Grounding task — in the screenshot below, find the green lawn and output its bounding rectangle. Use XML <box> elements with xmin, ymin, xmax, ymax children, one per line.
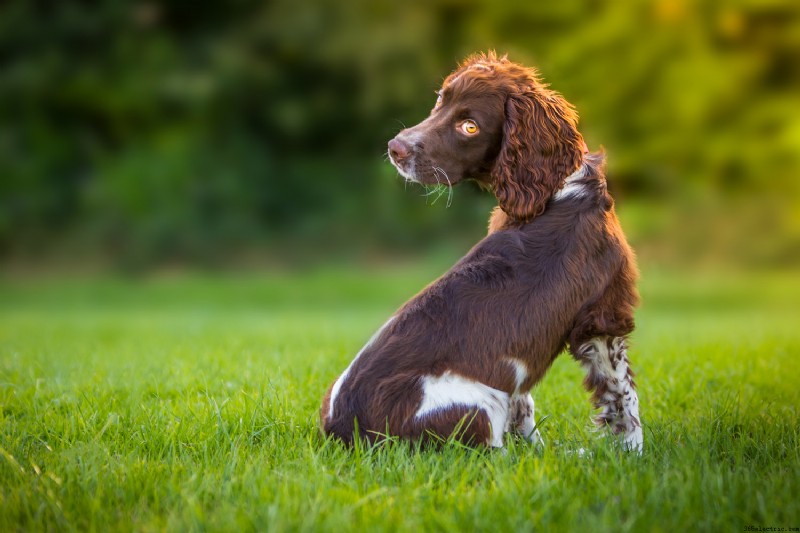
<box><xmin>1</xmin><ymin>266</ymin><xmax>799</xmax><ymax>532</ymax></box>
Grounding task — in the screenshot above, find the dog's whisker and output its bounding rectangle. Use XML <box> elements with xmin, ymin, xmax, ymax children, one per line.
<box><xmin>421</xmin><ymin>169</ymin><xmax>442</xmax><ymax>200</ymax></box>
<box><xmin>437</xmin><ymin>170</ymin><xmax>448</xmax><ymax>206</ymax></box>
<box><xmin>426</xmin><ymin>168</ymin><xmax>447</xmax><ymax>205</ymax></box>
<box><xmin>430</xmin><ymin>168</ymin><xmax>444</xmax><ymax>206</ymax></box>
<box><xmin>432</xmin><ymin>184</ymin><xmax>445</xmax><ymax>206</ymax></box>
<box><xmin>428</xmin><ymin>170</ymin><xmax>438</xmax><ymax>203</ymax></box>
<box><xmin>432</xmin><ymin>166</ymin><xmax>453</xmax><ymax>208</ymax></box>
<box><xmin>421</xmin><ymin>185</ymin><xmax>438</xmax><ymax>198</ymax></box>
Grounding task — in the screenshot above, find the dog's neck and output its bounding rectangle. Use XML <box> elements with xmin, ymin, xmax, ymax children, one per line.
<box><xmin>487</xmin><ymin>206</ymin><xmax>511</xmax><ymax>234</ymax></box>
<box><xmin>487</xmin><ymin>160</ymin><xmax>590</xmax><ymax>234</ymax></box>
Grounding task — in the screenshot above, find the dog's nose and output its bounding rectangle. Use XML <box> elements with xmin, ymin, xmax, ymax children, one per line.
<box><xmin>388</xmin><ymin>137</ymin><xmax>411</xmax><ymax>162</ymax></box>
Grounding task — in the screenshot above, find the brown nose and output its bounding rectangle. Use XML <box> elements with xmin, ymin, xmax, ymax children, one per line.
<box><xmin>388</xmin><ymin>137</ymin><xmax>411</xmax><ymax>162</ymax></box>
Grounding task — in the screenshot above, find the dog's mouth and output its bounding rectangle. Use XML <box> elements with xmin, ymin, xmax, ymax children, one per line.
<box><xmin>394</xmin><ymin>161</ymin><xmax>453</xmax><ymax>207</ymax></box>
<box><xmin>388</xmin><ymin>153</ymin><xmax>457</xmax><ymax>191</ymax></box>
<box><xmin>388</xmin><ymin>151</ymin><xmax>419</xmax><ymax>183</ymax></box>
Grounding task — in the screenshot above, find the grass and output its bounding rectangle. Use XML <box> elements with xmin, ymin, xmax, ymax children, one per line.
<box><xmin>1</xmin><ymin>264</ymin><xmax>799</xmax><ymax>532</ymax></box>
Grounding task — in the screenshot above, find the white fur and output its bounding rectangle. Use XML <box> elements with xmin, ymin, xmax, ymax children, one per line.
<box><xmin>583</xmin><ymin>337</ymin><xmax>615</xmax><ymax>377</ymax></box>
<box><xmin>504</xmin><ymin>357</ymin><xmax>528</xmax><ymax>395</ymax></box>
<box><xmin>389</xmin><ymin>150</ymin><xmax>418</xmax><ymax>183</ymax></box>
<box><xmin>415</xmin><ymin>371</ymin><xmax>510</xmax><ymax>447</ymax></box>
<box><xmin>553</xmin><ymin>163</ymin><xmax>589</xmax><ymax>201</ymax></box>
<box><xmin>328</xmin><ymin>317</ymin><xmax>395</xmax><ymax>419</ymax></box>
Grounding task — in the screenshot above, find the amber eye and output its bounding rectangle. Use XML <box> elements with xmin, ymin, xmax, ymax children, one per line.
<box><xmin>459</xmin><ymin>120</ymin><xmax>479</xmax><ymax>135</ymax></box>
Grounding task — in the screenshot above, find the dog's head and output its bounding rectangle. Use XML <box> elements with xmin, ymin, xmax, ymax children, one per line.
<box><xmin>388</xmin><ymin>52</ymin><xmax>585</xmax><ymax>220</ymax></box>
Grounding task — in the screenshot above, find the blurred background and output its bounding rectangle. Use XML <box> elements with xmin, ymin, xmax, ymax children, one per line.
<box><xmin>1</xmin><ymin>0</ymin><xmax>799</xmax><ymax>275</ymax></box>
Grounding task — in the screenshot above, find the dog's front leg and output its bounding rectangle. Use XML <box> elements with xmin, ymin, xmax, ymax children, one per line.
<box><xmin>574</xmin><ymin>335</ymin><xmax>643</xmax><ymax>454</ymax></box>
<box><xmin>507</xmin><ymin>393</ymin><xmax>544</xmax><ymax>447</ymax></box>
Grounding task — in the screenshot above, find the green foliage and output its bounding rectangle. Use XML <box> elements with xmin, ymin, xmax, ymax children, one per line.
<box><xmin>1</xmin><ymin>1</ymin><xmax>799</xmax><ymax>266</ymax></box>
<box><xmin>1</xmin><ymin>267</ymin><xmax>799</xmax><ymax>530</ymax></box>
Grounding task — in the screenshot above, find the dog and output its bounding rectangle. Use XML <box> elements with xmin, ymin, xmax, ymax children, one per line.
<box><xmin>320</xmin><ymin>52</ymin><xmax>642</xmax><ymax>452</ymax></box>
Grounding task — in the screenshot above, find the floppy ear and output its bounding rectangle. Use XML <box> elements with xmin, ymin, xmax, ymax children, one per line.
<box><xmin>492</xmin><ymin>89</ymin><xmax>585</xmax><ymax>220</ymax></box>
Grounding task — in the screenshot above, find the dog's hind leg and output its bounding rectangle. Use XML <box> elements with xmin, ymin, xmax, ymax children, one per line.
<box><xmin>411</xmin><ymin>373</ymin><xmax>510</xmax><ymax>448</ymax></box>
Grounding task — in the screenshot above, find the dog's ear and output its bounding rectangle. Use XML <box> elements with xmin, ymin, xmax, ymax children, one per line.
<box><xmin>492</xmin><ymin>88</ymin><xmax>584</xmax><ymax>221</ymax></box>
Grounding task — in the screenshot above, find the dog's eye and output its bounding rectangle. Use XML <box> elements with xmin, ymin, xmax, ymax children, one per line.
<box><xmin>459</xmin><ymin>120</ymin><xmax>479</xmax><ymax>135</ymax></box>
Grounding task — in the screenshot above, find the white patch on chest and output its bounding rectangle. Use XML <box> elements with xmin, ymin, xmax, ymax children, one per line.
<box><xmin>415</xmin><ymin>371</ymin><xmax>510</xmax><ymax>447</ymax></box>
<box><xmin>553</xmin><ymin>163</ymin><xmax>589</xmax><ymax>201</ymax></box>
<box><xmin>328</xmin><ymin>316</ymin><xmax>395</xmax><ymax>419</ymax></box>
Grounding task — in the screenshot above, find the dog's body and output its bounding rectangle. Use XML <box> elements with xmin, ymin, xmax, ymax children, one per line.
<box><xmin>320</xmin><ymin>53</ymin><xmax>642</xmax><ymax>452</ymax></box>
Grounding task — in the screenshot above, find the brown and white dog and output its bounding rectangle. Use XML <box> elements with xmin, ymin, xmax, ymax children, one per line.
<box><xmin>320</xmin><ymin>52</ymin><xmax>642</xmax><ymax>452</ymax></box>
